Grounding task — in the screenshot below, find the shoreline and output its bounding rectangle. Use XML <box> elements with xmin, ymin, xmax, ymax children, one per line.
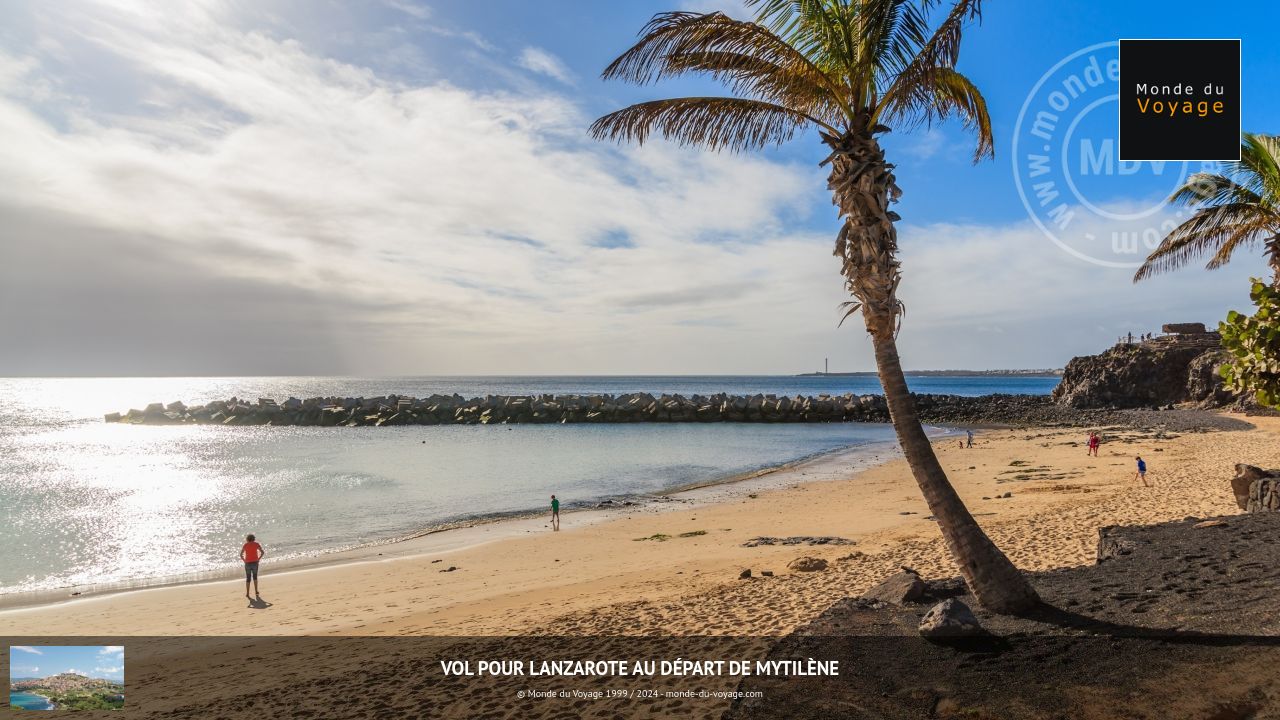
<box><xmin>0</xmin><ymin>432</ymin><xmax>921</xmax><ymax>613</ymax></box>
<box><xmin>4</xmin><ymin>413</ymin><xmax>1270</xmax><ymax>638</ymax></box>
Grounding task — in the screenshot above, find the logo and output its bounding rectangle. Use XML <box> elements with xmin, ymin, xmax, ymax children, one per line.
<box><xmin>1013</xmin><ymin>42</ymin><xmax>1225</xmax><ymax>268</ymax></box>
<box><xmin>1119</xmin><ymin>39</ymin><xmax>1241</xmax><ymax>161</ymax></box>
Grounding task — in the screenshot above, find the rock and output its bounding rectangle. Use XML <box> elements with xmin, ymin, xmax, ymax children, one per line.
<box><xmin>760</xmin><ymin>570</ymin><xmax>774</xmax><ymax>577</ymax></box>
<box><xmin>862</xmin><ymin>570</ymin><xmax>925</xmax><ymax>604</ymax></box>
<box><xmin>786</xmin><ymin>557</ymin><xmax>828</xmax><ymax>572</ymax></box>
<box><xmin>1234</xmin><ymin>464</ymin><xmax>1280</xmax><ymax>513</ymax></box>
<box><xmin>1053</xmin><ymin>341</ymin><xmax>1225</xmax><ymax>409</ymax></box>
<box><xmin>742</xmin><ymin>536</ymin><xmax>854</xmax><ymax>547</ymax></box>
<box><xmin>104</xmin><ymin>412</ymin><xmax>122</xmax><ymax>423</ymax></box>
<box><xmin>1097</xmin><ymin>526</ymin><xmax>1146</xmax><ymax>563</ymax></box>
<box><xmin>1186</xmin><ymin>350</ymin><xmax>1235</xmax><ymax>407</ymax></box>
<box><xmin>1193</xmin><ymin>520</ymin><xmax>1227</xmax><ymax>528</ymax></box>
<box><xmin>739</xmin><ymin>569</ymin><xmax>752</xmax><ymax>579</ymax></box>
<box><xmin>440</xmin><ymin>566</ymin><xmax>457</xmax><ymax>573</ymax></box>
<box><xmin>918</xmin><ymin>599</ymin><xmax>984</xmax><ymax>639</ymax></box>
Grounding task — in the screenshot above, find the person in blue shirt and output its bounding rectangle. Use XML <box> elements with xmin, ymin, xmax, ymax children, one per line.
<box><xmin>1135</xmin><ymin>456</ymin><xmax>1149</xmax><ymax>487</ymax></box>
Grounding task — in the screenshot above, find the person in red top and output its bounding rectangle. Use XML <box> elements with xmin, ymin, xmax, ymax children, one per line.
<box><xmin>239</xmin><ymin>533</ymin><xmax>266</xmax><ymax>598</ymax></box>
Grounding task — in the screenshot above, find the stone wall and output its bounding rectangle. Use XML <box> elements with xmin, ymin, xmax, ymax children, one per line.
<box><xmin>104</xmin><ymin>392</ymin><xmax>1061</xmax><ymax>427</ymax></box>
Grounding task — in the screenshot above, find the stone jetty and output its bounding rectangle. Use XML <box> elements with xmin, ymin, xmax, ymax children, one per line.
<box><xmin>102</xmin><ymin>392</ymin><xmax>1061</xmax><ymax>427</ymax></box>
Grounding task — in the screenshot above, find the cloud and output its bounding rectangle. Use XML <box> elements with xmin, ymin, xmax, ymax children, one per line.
<box><xmin>97</xmin><ymin>646</ymin><xmax>124</xmax><ymax>658</ymax></box>
<box><xmin>11</xmin><ymin>646</ymin><xmax>43</xmax><ymax>655</ymax></box>
<box><xmin>516</xmin><ymin>47</ymin><xmax>574</xmax><ymax>85</ymax></box>
<box><xmin>95</xmin><ymin>666</ymin><xmax>123</xmax><ymax>674</ymax></box>
<box><xmin>0</xmin><ymin>0</ymin><xmax>1270</xmax><ymax>377</ymax></box>
<box><xmin>382</xmin><ymin>0</ymin><xmax>430</xmax><ymax>20</ymax></box>
<box><xmin>14</xmin><ymin>666</ymin><xmax>39</xmax><ymax>674</ymax></box>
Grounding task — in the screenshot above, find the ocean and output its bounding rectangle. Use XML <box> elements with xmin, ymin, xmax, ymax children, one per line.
<box><xmin>0</xmin><ymin>375</ymin><xmax>1057</xmax><ymax>595</ymax></box>
<box><xmin>9</xmin><ymin>691</ymin><xmax>54</xmax><ymax>710</ymax></box>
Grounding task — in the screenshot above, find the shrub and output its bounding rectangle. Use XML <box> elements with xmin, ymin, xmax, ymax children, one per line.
<box><xmin>1219</xmin><ymin>279</ymin><xmax>1280</xmax><ymax>409</ymax></box>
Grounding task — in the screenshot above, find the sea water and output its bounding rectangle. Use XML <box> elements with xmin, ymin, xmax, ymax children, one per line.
<box><xmin>9</xmin><ymin>691</ymin><xmax>54</xmax><ymax>710</ymax></box>
<box><xmin>0</xmin><ymin>375</ymin><xmax>1056</xmax><ymax>594</ymax></box>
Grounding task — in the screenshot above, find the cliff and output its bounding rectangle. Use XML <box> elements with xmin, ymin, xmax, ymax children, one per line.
<box><xmin>1052</xmin><ymin>330</ymin><xmax>1238</xmax><ymax>409</ymax></box>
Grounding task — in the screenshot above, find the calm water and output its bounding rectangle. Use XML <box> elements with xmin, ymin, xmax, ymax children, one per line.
<box><xmin>9</xmin><ymin>692</ymin><xmax>54</xmax><ymax>710</ymax></box>
<box><xmin>0</xmin><ymin>376</ymin><xmax>1056</xmax><ymax>594</ymax></box>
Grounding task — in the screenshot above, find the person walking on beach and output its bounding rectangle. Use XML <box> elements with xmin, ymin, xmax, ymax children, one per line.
<box><xmin>240</xmin><ymin>533</ymin><xmax>265</xmax><ymax>598</ymax></box>
<box><xmin>550</xmin><ymin>494</ymin><xmax>560</xmax><ymax>531</ymax></box>
<box><xmin>1087</xmin><ymin>432</ymin><xmax>1100</xmax><ymax>456</ymax></box>
<box><xmin>965</xmin><ymin>430</ymin><xmax>974</xmax><ymax>448</ymax></box>
<box><xmin>1134</xmin><ymin>456</ymin><xmax>1149</xmax><ymax>487</ymax></box>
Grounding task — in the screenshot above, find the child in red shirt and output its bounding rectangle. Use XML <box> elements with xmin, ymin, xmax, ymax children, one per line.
<box><xmin>240</xmin><ymin>534</ymin><xmax>266</xmax><ymax>598</ymax></box>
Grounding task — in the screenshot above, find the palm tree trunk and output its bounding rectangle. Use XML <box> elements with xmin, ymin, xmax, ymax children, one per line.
<box><xmin>869</xmin><ymin>327</ymin><xmax>1040</xmax><ymax>614</ymax></box>
<box><xmin>826</xmin><ymin>128</ymin><xmax>1040</xmax><ymax>615</ymax></box>
<box><xmin>1268</xmin><ymin>240</ymin><xmax>1280</xmax><ymax>288</ymax></box>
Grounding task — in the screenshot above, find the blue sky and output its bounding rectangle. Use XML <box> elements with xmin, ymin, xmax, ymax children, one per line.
<box><xmin>9</xmin><ymin>645</ymin><xmax>124</xmax><ymax>682</ymax></box>
<box><xmin>0</xmin><ymin>1</ymin><xmax>1277</xmax><ymax>375</ymax></box>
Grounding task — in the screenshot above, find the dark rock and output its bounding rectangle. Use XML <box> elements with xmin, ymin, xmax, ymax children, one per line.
<box><xmin>918</xmin><ymin>599</ymin><xmax>984</xmax><ymax>639</ymax></box>
<box><xmin>760</xmin><ymin>570</ymin><xmax>774</xmax><ymax>577</ymax></box>
<box><xmin>1232</xmin><ymin>464</ymin><xmax>1280</xmax><ymax>513</ymax></box>
<box><xmin>1097</xmin><ymin>526</ymin><xmax>1146</xmax><ymax>563</ymax></box>
<box><xmin>742</xmin><ymin>536</ymin><xmax>854</xmax><ymax>548</ymax></box>
<box><xmin>1231</xmin><ymin>464</ymin><xmax>1267</xmax><ymax>510</ymax></box>
<box><xmin>1186</xmin><ymin>350</ymin><xmax>1236</xmax><ymax>408</ymax></box>
<box><xmin>1053</xmin><ymin>343</ymin><xmax>1216</xmax><ymax>409</ymax></box>
<box><xmin>863</xmin><ymin>570</ymin><xmax>925</xmax><ymax>604</ymax></box>
<box><xmin>739</xmin><ymin>569</ymin><xmax>752</xmax><ymax>579</ymax></box>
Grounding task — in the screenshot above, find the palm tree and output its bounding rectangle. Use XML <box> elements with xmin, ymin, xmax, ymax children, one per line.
<box><xmin>1135</xmin><ymin>133</ymin><xmax>1280</xmax><ymax>287</ymax></box>
<box><xmin>590</xmin><ymin>0</ymin><xmax>1039</xmax><ymax>613</ymax></box>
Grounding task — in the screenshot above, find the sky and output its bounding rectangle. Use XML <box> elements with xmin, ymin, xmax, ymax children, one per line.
<box><xmin>9</xmin><ymin>645</ymin><xmax>125</xmax><ymax>682</ymax></box>
<box><xmin>0</xmin><ymin>0</ymin><xmax>1278</xmax><ymax>376</ymax></box>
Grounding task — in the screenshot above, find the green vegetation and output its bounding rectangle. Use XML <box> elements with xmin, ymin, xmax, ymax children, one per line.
<box><xmin>45</xmin><ymin>689</ymin><xmax>125</xmax><ymax>710</ymax></box>
<box><xmin>1220</xmin><ymin>279</ymin><xmax>1280</xmax><ymax>409</ymax></box>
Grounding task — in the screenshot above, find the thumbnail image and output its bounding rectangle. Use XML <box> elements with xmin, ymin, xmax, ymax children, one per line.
<box><xmin>9</xmin><ymin>646</ymin><xmax>124</xmax><ymax>711</ymax></box>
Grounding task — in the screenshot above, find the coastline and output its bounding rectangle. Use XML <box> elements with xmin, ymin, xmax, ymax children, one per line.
<box><xmin>5</xmin><ymin>413</ymin><xmax>1274</xmax><ymax>638</ymax></box>
<box><xmin>0</xmin><ymin>431</ymin><xmax>920</xmax><ymax>613</ymax></box>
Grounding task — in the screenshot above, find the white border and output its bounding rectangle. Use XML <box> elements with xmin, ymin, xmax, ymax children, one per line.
<box><xmin>1117</xmin><ymin>38</ymin><xmax>1243</xmax><ymax>162</ymax></box>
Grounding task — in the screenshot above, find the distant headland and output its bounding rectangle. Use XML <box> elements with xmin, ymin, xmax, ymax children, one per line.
<box><xmin>797</xmin><ymin>369</ymin><xmax>1064</xmax><ymax>377</ymax></box>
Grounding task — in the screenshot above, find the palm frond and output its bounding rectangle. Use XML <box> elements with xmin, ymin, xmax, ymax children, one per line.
<box><xmin>1134</xmin><ymin>203</ymin><xmax>1273</xmax><ymax>280</ymax></box>
<box><xmin>588</xmin><ymin>97</ymin><xmax>820</xmax><ymax>152</ymax></box>
<box><xmin>1239</xmin><ymin>132</ymin><xmax>1280</xmax><ymax>204</ymax></box>
<box><xmin>663</xmin><ymin>50</ymin><xmax>842</xmax><ymax>124</ymax></box>
<box><xmin>876</xmin><ymin>66</ymin><xmax>992</xmax><ymax>160</ymax></box>
<box><xmin>601</xmin><ymin>11</ymin><xmax>852</xmax><ymax>122</ymax></box>
<box><xmin>748</xmin><ymin>0</ymin><xmax>860</xmax><ymax>88</ymax></box>
<box><xmin>877</xmin><ymin>0</ymin><xmax>981</xmax><ymax>123</ymax></box>
<box><xmin>1169</xmin><ymin>172</ymin><xmax>1263</xmax><ymax>207</ymax></box>
<box><xmin>1205</xmin><ymin>222</ymin><xmax>1270</xmax><ymax>270</ymax></box>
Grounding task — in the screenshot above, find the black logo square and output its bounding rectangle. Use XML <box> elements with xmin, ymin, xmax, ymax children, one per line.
<box><xmin>1119</xmin><ymin>39</ymin><xmax>1240</xmax><ymax>161</ymax></box>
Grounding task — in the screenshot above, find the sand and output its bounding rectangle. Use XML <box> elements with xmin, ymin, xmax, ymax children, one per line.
<box><xmin>2</xmin><ymin>414</ymin><xmax>1278</xmax><ymax>638</ymax></box>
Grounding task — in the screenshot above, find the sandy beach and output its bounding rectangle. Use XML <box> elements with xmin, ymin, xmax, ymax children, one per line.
<box><xmin>2</xmin><ymin>414</ymin><xmax>1277</xmax><ymax>638</ymax></box>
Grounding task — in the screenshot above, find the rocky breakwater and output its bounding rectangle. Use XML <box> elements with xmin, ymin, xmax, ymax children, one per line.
<box><xmin>103</xmin><ymin>392</ymin><xmax>1062</xmax><ymax>427</ymax></box>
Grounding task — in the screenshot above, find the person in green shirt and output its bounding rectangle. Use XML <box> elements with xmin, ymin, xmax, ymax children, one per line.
<box><xmin>550</xmin><ymin>494</ymin><xmax>560</xmax><ymax>531</ymax></box>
